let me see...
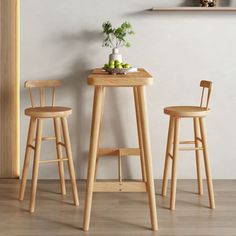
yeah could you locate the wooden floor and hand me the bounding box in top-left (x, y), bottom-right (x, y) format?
top-left (0, 180), bottom-right (235, 236)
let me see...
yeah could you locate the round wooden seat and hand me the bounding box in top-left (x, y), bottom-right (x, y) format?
top-left (164, 106), bottom-right (210, 117)
top-left (25, 106), bottom-right (72, 118)
top-left (20, 80), bottom-right (79, 213)
top-left (162, 80), bottom-right (215, 211)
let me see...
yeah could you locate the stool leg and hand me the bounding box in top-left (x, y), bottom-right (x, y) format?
top-left (61, 117), bottom-right (79, 206)
top-left (54, 117), bottom-right (66, 195)
top-left (19, 117), bottom-right (37, 201)
top-left (83, 86), bottom-right (104, 231)
top-left (133, 87), bottom-right (146, 182)
top-left (193, 117), bottom-right (203, 195)
top-left (29, 118), bottom-right (43, 213)
top-left (137, 86), bottom-right (158, 231)
top-left (162, 116), bottom-right (174, 196)
top-left (199, 118), bottom-right (215, 209)
top-left (170, 117), bottom-right (180, 210)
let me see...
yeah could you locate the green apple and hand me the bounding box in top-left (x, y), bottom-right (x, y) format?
top-left (117, 64), bottom-right (123, 69)
top-left (104, 64), bottom-right (108, 68)
top-left (124, 63), bottom-right (130, 69)
top-left (109, 64), bottom-right (115, 69)
top-left (109, 60), bottom-right (115, 65)
top-left (114, 60), bottom-right (120, 64)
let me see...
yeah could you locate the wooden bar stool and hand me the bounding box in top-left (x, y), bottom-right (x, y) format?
top-left (83, 68), bottom-right (158, 231)
top-left (161, 80), bottom-right (215, 210)
top-left (19, 80), bottom-right (79, 213)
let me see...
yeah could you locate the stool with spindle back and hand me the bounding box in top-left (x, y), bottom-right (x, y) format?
top-left (162, 80), bottom-right (215, 210)
top-left (19, 80), bottom-right (79, 213)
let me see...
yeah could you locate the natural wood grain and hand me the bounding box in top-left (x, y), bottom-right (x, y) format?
top-left (170, 118), bottom-right (180, 210)
top-left (162, 117), bottom-right (174, 196)
top-left (1, 180), bottom-right (235, 236)
top-left (20, 79), bottom-right (79, 212)
top-left (93, 181), bottom-right (147, 192)
top-left (164, 106), bottom-right (210, 117)
top-left (162, 80), bottom-right (215, 210)
top-left (199, 118), bottom-right (215, 209)
top-left (29, 119), bottom-right (43, 213)
top-left (83, 86), bottom-right (104, 231)
top-left (134, 87), bottom-right (147, 182)
top-left (54, 117), bottom-right (66, 195)
top-left (0, 0), bottom-right (19, 178)
top-left (151, 7), bottom-right (236, 11)
top-left (25, 106), bottom-right (72, 118)
top-left (87, 68), bottom-right (153, 86)
top-left (137, 86), bottom-right (158, 230)
top-left (24, 80), bottom-right (61, 88)
top-left (193, 117), bottom-right (203, 195)
top-left (85, 69), bottom-right (157, 231)
top-left (61, 117), bottom-right (79, 206)
top-left (19, 117), bottom-right (37, 200)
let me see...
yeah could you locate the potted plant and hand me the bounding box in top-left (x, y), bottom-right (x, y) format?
top-left (102, 21), bottom-right (134, 63)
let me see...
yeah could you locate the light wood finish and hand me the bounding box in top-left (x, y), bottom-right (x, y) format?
top-left (200, 80), bottom-right (212, 109)
top-left (25, 106), bottom-right (72, 118)
top-left (93, 181), bottom-right (147, 192)
top-left (84, 69), bottom-right (157, 231)
top-left (151, 7), bottom-right (236, 11)
top-left (0, 180), bottom-right (235, 235)
top-left (98, 148), bottom-right (140, 157)
top-left (84, 86), bottom-right (104, 231)
top-left (19, 79), bottom-right (79, 212)
top-left (199, 118), bottom-right (215, 209)
top-left (88, 68), bottom-right (153, 87)
top-left (162, 80), bottom-right (215, 210)
top-left (134, 87), bottom-right (147, 182)
top-left (19, 117), bottom-right (37, 200)
top-left (24, 80), bottom-right (61, 88)
top-left (170, 118), bottom-right (180, 210)
top-left (39, 159), bottom-right (68, 164)
top-left (137, 86), bottom-right (158, 230)
top-left (29, 119), bottom-right (43, 213)
top-left (0, 0), bottom-right (20, 178)
top-left (164, 106), bottom-right (210, 117)
top-left (61, 117), bottom-right (79, 206)
top-left (194, 118), bottom-right (203, 195)
top-left (162, 117), bottom-right (174, 196)
top-left (54, 117), bottom-right (66, 195)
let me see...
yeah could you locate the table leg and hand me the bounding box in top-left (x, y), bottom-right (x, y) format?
top-left (133, 87), bottom-right (147, 182)
top-left (94, 88), bottom-right (106, 181)
top-left (83, 86), bottom-right (104, 231)
top-left (137, 86), bottom-right (158, 231)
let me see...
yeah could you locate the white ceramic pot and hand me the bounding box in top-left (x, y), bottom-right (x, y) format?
top-left (109, 48), bottom-right (122, 63)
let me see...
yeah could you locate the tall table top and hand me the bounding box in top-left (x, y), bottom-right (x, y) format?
top-left (87, 68), bottom-right (153, 87)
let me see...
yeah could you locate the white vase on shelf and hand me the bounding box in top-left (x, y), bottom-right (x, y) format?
top-left (109, 48), bottom-right (122, 63)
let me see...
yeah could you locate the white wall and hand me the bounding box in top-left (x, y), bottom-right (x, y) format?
top-left (21, 0), bottom-right (236, 179)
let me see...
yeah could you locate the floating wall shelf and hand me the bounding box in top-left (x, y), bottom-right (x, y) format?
top-left (151, 7), bottom-right (236, 11)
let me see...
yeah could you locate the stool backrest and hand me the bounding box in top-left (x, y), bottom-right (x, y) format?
top-left (24, 80), bottom-right (61, 107)
top-left (199, 80), bottom-right (212, 109)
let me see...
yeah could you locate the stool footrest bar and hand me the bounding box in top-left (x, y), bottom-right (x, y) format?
top-left (28, 144), bottom-right (35, 150)
top-left (57, 142), bottom-right (66, 147)
top-left (98, 148), bottom-right (141, 157)
top-left (33, 136), bottom-right (56, 141)
top-left (179, 147), bottom-right (203, 151)
top-left (93, 181), bottom-right (147, 192)
top-left (39, 158), bottom-right (68, 164)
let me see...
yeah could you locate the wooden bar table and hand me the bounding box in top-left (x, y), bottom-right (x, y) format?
top-left (83, 68), bottom-right (158, 231)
